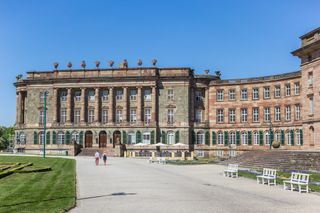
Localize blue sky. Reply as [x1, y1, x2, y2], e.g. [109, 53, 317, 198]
[0, 0, 319, 126]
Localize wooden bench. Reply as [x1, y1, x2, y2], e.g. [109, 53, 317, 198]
[256, 168, 277, 186]
[224, 164, 238, 178]
[283, 172, 310, 193]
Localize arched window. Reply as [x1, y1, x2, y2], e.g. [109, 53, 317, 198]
[253, 132, 259, 145]
[57, 131, 65, 144]
[72, 131, 79, 143]
[229, 132, 236, 145]
[265, 131, 270, 145]
[218, 132, 224, 145]
[197, 131, 205, 145]
[39, 131, 45, 145]
[241, 132, 248, 145]
[19, 132, 26, 144]
[167, 131, 175, 145]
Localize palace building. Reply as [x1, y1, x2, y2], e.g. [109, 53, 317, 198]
[14, 27, 320, 157]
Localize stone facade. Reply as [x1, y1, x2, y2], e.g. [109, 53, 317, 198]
[14, 28, 320, 156]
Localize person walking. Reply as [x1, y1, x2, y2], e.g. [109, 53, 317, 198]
[95, 151, 100, 166]
[102, 152, 107, 165]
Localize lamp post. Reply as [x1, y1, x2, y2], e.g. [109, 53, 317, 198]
[43, 91, 49, 158]
[269, 118, 273, 150]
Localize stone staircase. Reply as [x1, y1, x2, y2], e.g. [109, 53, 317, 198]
[77, 147, 120, 157]
[221, 150, 320, 171]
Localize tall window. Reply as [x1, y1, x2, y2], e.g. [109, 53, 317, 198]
[309, 96, 314, 115]
[241, 132, 248, 145]
[264, 87, 270, 99]
[167, 132, 175, 145]
[128, 132, 136, 144]
[88, 109, 95, 123]
[167, 109, 174, 124]
[116, 110, 122, 123]
[308, 72, 313, 86]
[116, 90, 123, 100]
[294, 83, 300, 95]
[217, 90, 224, 101]
[265, 131, 270, 145]
[143, 132, 151, 144]
[195, 90, 203, 102]
[130, 109, 137, 123]
[253, 88, 259, 100]
[275, 131, 281, 143]
[275, 106, 281, 122]
[167, 89, 174, 101]
[229, 132, 236, 145]
[285, 106, 291, 121]
[88, 90, 95, 101]
[297, 130, 301, 145]
[229, 89, 236, 100]
[39, 132, 45, 145]
[264, 107, 270, 122]
[74, 109, 80, 124]
[102, 109, 108, 123]
[130, 89, 137, 101]
[144, 108, 151, 124]
[57, 131, 65, 144]
[60, 108, 67, 124]
[274, 86, 281, 98]
[229, 109, 236, 123]
[195, 109, 202, 123]
[144, 89, 151, 101]
[241, 89, 248, 100]
[39, 92, 45, 104]
[295, 105, 301, 120]
[253, 108, 259, 122]
[217, 109, 224, 123]
[39, 110, 44, 125]
[72, 131, 79, 143]
[60, 91, 67, 102]
[287, 131, 291, 145]
[101, 90, 109, 101]
[197, 132, 205, 144]
[241, 108, 248, 122]
[254, 132, 259, 145]
[75, 91, 81, 101]
[218, 132, 224, 145]
[285, 84, 291, 96]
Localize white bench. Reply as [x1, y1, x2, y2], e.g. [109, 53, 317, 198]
[159, 157, 167, 164]
[148, 157, 167, 164]
[256, 168, 277, 186]
[283, 172, 310, 193]
[148, 157, 158, 163]
[224, 164, 238, 178]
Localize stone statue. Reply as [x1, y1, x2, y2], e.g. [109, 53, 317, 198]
[81, 60, 86, 69]
[108, 60, 114, 68]
[215, 70, 221, 77]
[151, 59, 157, 66]
[204, 70, 209, 75]
[67, 62, 72, 69]
[120, 59, 128, 68]
[16, 74, 22, 81]
[137, 59, 143, 66]
[53, 62, 59, 70]
[95, 61, 100, 69]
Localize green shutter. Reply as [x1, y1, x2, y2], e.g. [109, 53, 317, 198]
[224, 131, 228, 146]
[151, 130, 155, 144]
[79, 131, 83, 145]
[66, 131, 71, 145]
[270, 130, 274, 144]
[33, 131, 38, 144]
[52, 131, 57, 144]
[259, 131, 264, 146]
[290, 129, 294, 146]
[300, 129, 303, 145]
[136, 131, 142, 143]
[162, 131, 167, 144]
[175, 131, 180, 143]
[236, 131, 240, 146]
[46, 132, 50, 144]
[122, 131, 127, 144]
[281, 130, 285, 145]
[212, 131, 216, 145]
[205, 131, 210, 145]
[248, 131, 252, 145]
[191, 130, 196, 145]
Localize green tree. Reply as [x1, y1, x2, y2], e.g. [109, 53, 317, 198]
[0, 126, 15, 150]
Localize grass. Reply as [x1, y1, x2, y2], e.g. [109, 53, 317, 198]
[0, 156, 76, 213]
[239, 170, 320, 192]
[167, 158, 219, 165]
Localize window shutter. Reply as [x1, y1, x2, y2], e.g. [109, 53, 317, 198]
[151, 130, 155, 144]
[162, 131, 167, 144]
[259, 130, 263, 146]
[270, 130, 274, 144]
[52, 131, 57, 144]
[236, 131, 240, 146]
[46, 132, 50, 144]
[175, 131, 180, 143]
[205, 131, 210, 145]
[33, 131, 38, 144]
[79, 131, 83, 145]
[224, 131, 228, 146]
[66, 131, 71, 145]
[290, 129, 294, 146]
[300, 129, 303, 145]
[281, 130, 285, 145]
[248, 131, 252, 145]
[212, 131, 216, 145]
[192, 130, 196, 145]
[136, 131, 141, 143]
[122, 131, 127, 144]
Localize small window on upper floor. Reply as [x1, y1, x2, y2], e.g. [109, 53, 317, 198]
[101, 90, 109, 101]
[167, 89, 174, 101]
[217, 90, 224, 101]
[308, 72, 313, 87]
[263, 87, 270, 99]
[195, 90, 203, 102]
[294, 83, 300, 96]
[240, 89, 248, 100]
[39, 92, 45, 104]
[74, 91, 81, 101]
[130, 89, 137, 101]
[116, 90, 123, 101]
[274, 86, 281, 98]
[285, 84, 291, 97]
[228, 89, 236, 101]
[252, 88, 259, 100]
[88, 90, 95, 101]
[60, 91, 67, 102]
[144, 89, 151, 101]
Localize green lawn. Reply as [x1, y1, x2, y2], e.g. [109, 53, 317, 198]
[0, 156, 76, 213]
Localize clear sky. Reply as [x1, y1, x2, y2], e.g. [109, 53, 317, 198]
[0, 0, 319, 126]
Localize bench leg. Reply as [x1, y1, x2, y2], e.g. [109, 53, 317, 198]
[291, 183, 294, 191]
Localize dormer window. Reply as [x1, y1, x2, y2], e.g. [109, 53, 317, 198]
[88, 90, 95, 101]
[75, 91, 81, 101]
[60, 91, 67, 102]
[144, 89, 151, 101]
[101, 90, 109, 101]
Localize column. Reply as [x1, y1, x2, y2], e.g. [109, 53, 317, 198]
[16, 91, 21, 125]
[80, 88, 86, 123]
[108, 87, 114, 123]
[66, 88, 72, 123]
[123, 87, 128, 122]
[190, 87, 195, 122]
[151, 86, 157, 124]
[204, 87, 209, 122]
[137, 87, 142, 123]
[94, 88, 100, 123]
[52, 89, 57, 123]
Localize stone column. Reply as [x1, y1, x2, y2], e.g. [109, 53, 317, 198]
[16, 91, 21, 125]
[108, 87, 114, 123]
[204, 87, 209, 122]
[52, 88, 57, 124]
[137, 87, 142, 123]
[94, 88, 100, 123]
[151, 86, 157, 124]
[80, 88, 86, 123]
[123, 87, 128, 122]
[190, 87, 195, 122]
[66, 88, 72, 123]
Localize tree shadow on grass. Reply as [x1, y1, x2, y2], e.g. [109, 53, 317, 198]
[0, 196, 75, 208]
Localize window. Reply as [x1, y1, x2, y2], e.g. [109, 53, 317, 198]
[144, 89, 151, 101]
[196, 150, 205, 157]
[294, 83, 300, 95]
[167, 89, 174, 101]
[216, 150, 224, 157]
[229, 150, 236, 157]
[39, 132, 45, 145]
[218, 132, 224, 145]
[253, 108, 259, 122]
[274, 86, 281, 98]
[241, 89, 248, 100]
[167, 109, 174, 124]
[75, 91, 81, 101]
[128, 132, 136, 144]
[229, 109, 236, 123]
[116, 109, 122, 123]
[264, 107, 270, 122]
[19, 133, 26, 144]
[39, 92, 45, 104]
[309, 96, 314, 115]
[130, 109, 137, 123]
[285, 84, 291, 96]
[197, 132, 205, 144]
[264, 87, 270, 99]
[297, 131, 301, 145]
[253, 88, 259, 100]
[287, 131, 291, 145]
[60, 108, 67, 124]
[241, 132, 248, 145]
[295, 105, 301, 120]
[241, 108, 248, 122]
[88, 109, 95, 123]
[39, 110, 44, 125]
[265, 132, 270, 145]
[72, 131, 79, 143]
[217, 109, 224, 123]
[275, 131, 281, 143]
[74, 108, 80, 124]
[229, 132, 236, 145]
[308, 72, 313, 86]
[57, 131, 65, 144]
[101, 90, 109, 101]
[167, 132, 175, 145]
[275, 106, 281, 122]
[60, 91, 67, 102]
[217, 90, 224, 101]
[254, 132, 259, 145]
[195, 109, 202, 123]
[130, 89, 137, 101]
[88, 90, 95, 101]
[196, 91, 203, 102]
[144, 108, 151, 124]
[143, 132, 151, 144]
[285, 106, 291, 121]
[229, 89, 236, 101]
[102, 109, 108, 123]
[116, 90, 123, 100]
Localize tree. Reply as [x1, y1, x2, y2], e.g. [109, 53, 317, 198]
[0, 126, 15, 150]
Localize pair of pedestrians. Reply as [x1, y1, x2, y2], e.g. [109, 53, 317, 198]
[95, 151, 107, 166]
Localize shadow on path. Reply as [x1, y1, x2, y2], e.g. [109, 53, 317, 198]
[77, 192, 137, 201]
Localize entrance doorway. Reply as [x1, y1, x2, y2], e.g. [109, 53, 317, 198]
[85, 131, 93, 148]
[99, 131, 107, 148]
[113, 130, 121, 148]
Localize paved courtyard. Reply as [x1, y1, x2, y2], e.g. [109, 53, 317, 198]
[70, 157, 320, 213]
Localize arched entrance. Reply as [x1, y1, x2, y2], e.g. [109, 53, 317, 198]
[85, 131, 93, 148]
[99, 131, 107, 148]
[113, 130, 121, 148]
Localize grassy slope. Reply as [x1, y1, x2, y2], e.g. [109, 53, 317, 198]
[0, 156, 76, 213]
